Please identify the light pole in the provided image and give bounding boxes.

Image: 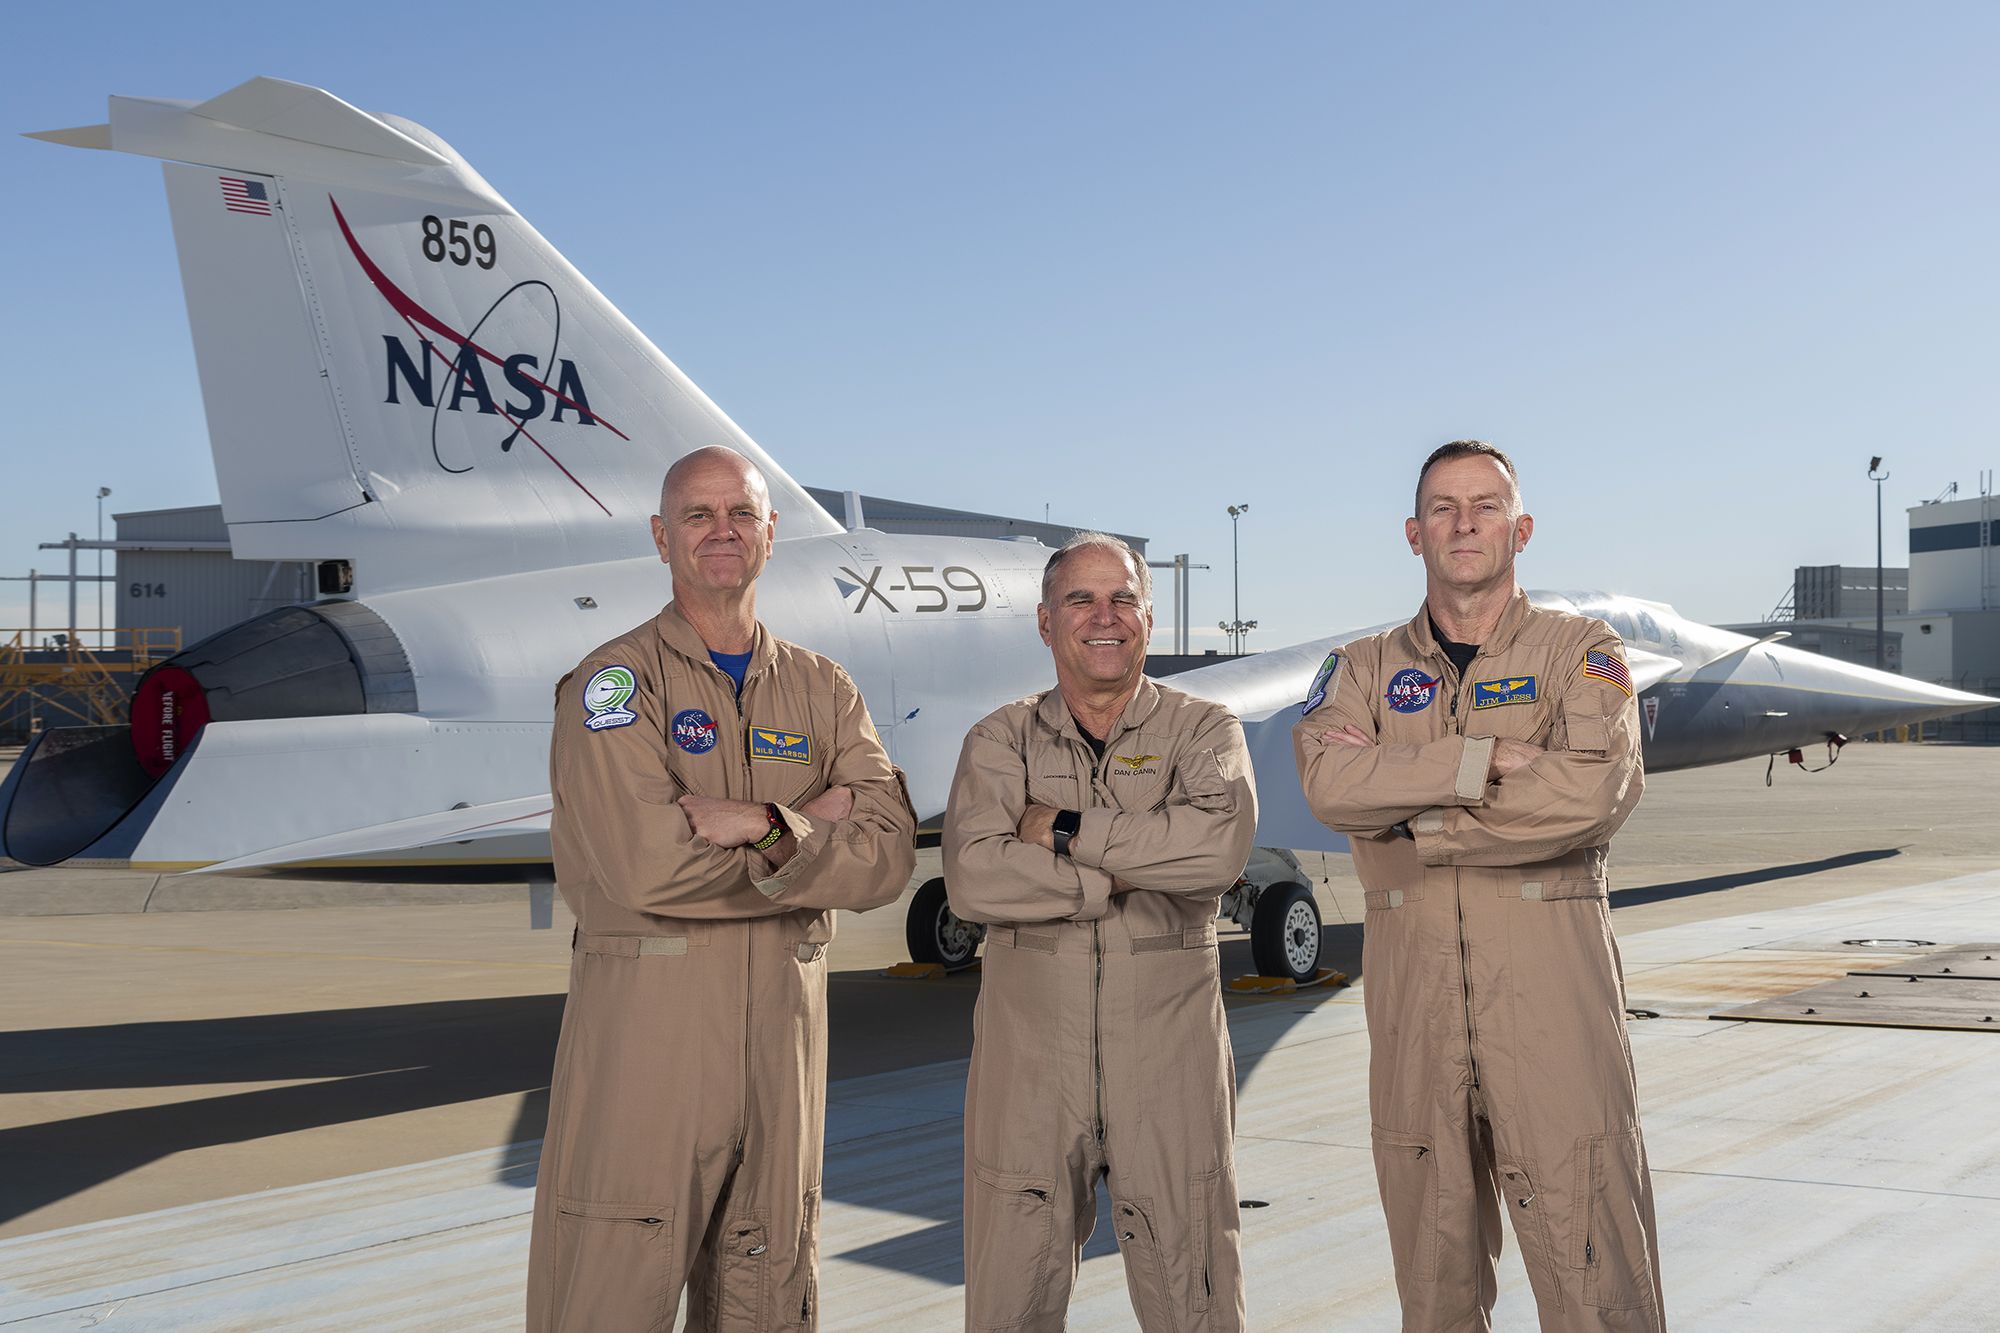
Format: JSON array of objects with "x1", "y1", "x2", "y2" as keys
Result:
[
  {"x1": 1225, "y1": 503, "x2": 1252, "y2": 654},
  {"x1": 96, "y1": 487, "x2": 112, "y2": 650},
  {"x1": 1868, "y1": 457, "x2": 1888, "y2": 670}
]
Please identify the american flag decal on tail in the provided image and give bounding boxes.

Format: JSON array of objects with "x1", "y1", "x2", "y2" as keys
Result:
[
  {"x1": 1581, "y1": 648, "x2": 1632, "y2": 696},
  {"x1": 218, "y1": 176, "x2": 272, "y2": 216}
]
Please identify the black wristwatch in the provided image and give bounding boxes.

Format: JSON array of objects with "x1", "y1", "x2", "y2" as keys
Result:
[
  {"x1": 1390, "y1": 820, "x2": 1415, "y2": 841},
  {"x1": 1051, "y1": 808, "x2": 1082, "y2": 857}
]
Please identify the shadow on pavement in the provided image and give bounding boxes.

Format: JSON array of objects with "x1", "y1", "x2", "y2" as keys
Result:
[
  {"x1": 1614, "y1": 849, "x2": 1902, "y2": 910},
  {"x1": 0, "y1": 922, "x2": 1365, "y2": 1249}
]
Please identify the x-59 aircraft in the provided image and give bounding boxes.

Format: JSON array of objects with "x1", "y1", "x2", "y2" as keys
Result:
[{"x1": 4, "y1": 79, "x2": 1990, "y2": 984}]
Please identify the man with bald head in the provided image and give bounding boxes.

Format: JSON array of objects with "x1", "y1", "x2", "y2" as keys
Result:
[{"x1": 527, "y1": 446, "x2": 916, "y2": 1331}]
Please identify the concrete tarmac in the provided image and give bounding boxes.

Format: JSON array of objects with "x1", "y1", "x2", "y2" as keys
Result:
[{"x1": 2, "y1": 743, "x2": 1998, "y2": 1326}]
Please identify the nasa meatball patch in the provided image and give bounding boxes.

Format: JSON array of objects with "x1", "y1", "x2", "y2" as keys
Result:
[
  {"x1": 671, "y1": 708, "x2": 719, "y2": 754},
  {"x1": 1301, "y1": 651, "x2": 1342, "y2": 716},
  {"x1": 1384, "y1": 667, "x2": 1440, "y2": 714}
]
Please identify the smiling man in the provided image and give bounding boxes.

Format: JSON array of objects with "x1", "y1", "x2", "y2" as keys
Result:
[
  {"x1": 1293, "y1": 441, "x2": 1663, "y2": 1332},
  {"x1": 943, "y1": 533, "x2": 1258, "y2": 1331},
  {"x1": 526, "y1": 445, "x2": 916, "y2": 1332}
]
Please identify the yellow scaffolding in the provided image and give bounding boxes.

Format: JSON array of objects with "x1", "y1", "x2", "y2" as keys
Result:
[{"x1": 0, "y1": 628, "x2": 183, "y2": 731}]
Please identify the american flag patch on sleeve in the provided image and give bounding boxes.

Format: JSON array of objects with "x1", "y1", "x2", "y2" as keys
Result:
[{"x1": 1581, "y1": 648, "x2": 1632, "y2": 696}]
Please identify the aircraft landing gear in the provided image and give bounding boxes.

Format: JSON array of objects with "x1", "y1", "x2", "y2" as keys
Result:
[
  {"x1": 1220, "y1": 848, "x2": 1324, "y2": 984},
  {"x1": 899, "y1": 849, "x2": 1324, "y2": 983},
  {"x1": 1248, "y1": 880, "x2": 1322, "y2": 984},
  {"x1": 904, "y1": 877, "x2": 984, "y2": 971}
]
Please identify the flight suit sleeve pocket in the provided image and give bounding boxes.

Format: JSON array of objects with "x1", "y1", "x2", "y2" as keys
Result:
[
  {"x1": 1178, "y1": 747, "x2": 1236, "y2": 814},
  {"x1": 553, "y1": 1196, "x2": 674, "y2": 1331},
  {"x1": 968, "y1": 1163, "x2": 1058, "y2": 1326},
  {"x1": 1370, "y1": 1126, "x2": 1439, "y2": 1283},
  {"x1": 1569, "y1": 1129, "x2": 1658, "y2": 1311},
  {"x1": 1562, "y1": 714, "x2": 1611, "y2": 754}
]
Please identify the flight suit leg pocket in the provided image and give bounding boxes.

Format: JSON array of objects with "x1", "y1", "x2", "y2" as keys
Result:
[
  {"x1": 1370, "y1": 1126, "x2": 1438, "y2": 1284},
  {"x1": 1111, "y1": 1195, "x2": 1178, "y2": 1331},
  {"x1": 1496, "y1": 1157, "x2": 1565, "y2": 1314},
  {"x1": 552, "y1": 1196, "x2": 674, "y2": 1332},
  {"x1": 1188, "y1": 1161, "x2": 1240, "y2": 1322},
  {"x1": 1570, "y1": 1129, "x2": 1656, "y2": 1311},
  {"x1": 785, "y1": 1186, "x2": 821, "y2": 1331},
  {"x1": 716, "y1": 1214, "x2": 772, "y2": 1330},
  {"x1": 967, "y1": 1162, "x2": 1058, "y2": 1328}
]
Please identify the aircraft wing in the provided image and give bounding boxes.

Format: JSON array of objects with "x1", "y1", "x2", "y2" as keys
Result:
[
  {"x1": 195, "y1": 796, "x2": 552, "y2": 873},
  {"x1": 1626, "y1": 645, "x2": 1681, "y2": 693},
  {"x1": 1168, "y1": 632, "x2": 1378, "y2": 855},
  {"x1": 1169, "y1": 622, "x2": 1683, "y2": 855}
]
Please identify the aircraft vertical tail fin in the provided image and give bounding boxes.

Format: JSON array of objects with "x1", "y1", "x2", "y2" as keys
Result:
[{"x1": 28, "y1": 78, "x2": 840, "y2": 590}]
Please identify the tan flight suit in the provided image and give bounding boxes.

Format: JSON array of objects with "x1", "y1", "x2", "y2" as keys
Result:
[
  {"x1": 526, "y1": 603, "x2": 916, "y2": 1333},
  {"x1": 1294, "y1": 591, "x2": 1663, "y2": 1333},
  {"x1": 943, "y1": 679, "x2": 1257, "y2": 1332}
]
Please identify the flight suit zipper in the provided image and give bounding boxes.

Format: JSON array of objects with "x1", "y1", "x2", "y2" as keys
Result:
[
  {"x1": 728, "y1": 665, "x2": 755, "y2": 1155},
  {"x1": 1088, "y1": 741, "x2": 1106, "y2": 1145},
  {"x1": 1442, "y1": 646, "x2": 1483, "y2": 1091}
]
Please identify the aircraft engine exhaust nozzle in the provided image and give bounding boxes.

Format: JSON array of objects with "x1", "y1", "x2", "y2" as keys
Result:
[{"x1": 0, "y1": 601, "x2": 414, "y2": 867}]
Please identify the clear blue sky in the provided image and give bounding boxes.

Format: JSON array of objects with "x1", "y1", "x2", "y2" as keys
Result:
[{"x1": 3, "y1": 1, "x2": 1994, "y2": 650}]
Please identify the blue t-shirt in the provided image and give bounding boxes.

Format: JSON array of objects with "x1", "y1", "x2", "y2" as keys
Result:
[{"x1": 709, "y1": 649, "x2": 753, "y2": 697}]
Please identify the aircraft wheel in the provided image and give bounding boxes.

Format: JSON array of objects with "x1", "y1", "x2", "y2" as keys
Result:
[
  {"x1": 1250, "y1": 881, "x2": 1321, "y2": 984},
  {"x1": 906, "y1": 877, "x2": 982, "y2": 971}
]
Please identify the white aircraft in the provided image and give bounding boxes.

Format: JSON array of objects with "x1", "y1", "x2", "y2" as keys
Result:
[{"x1": 5, "y1": 79, "x2": 1990, "y2": 985}]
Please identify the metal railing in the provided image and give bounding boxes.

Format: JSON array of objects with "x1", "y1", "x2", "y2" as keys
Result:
[{"x1": 0, "y1": 627, "x2": 183, "y2": 735}]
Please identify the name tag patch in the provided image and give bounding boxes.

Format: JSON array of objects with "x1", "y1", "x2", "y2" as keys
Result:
[
  {"x1": 1471, "y1": 675, "x2": 1539, "y2": 709},
  {"x1": 750, "y1": 728, "x2": 812, "y2": 764}
]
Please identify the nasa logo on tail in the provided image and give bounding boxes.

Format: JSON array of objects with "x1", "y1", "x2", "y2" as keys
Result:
[{"x1": 329, "y1": 196, "x2": 626, "y2": 517}]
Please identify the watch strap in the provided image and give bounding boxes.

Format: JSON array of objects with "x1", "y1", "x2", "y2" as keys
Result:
[
  {"x1": 1050, "y1": 808, "x2": 1081, "y2": 857},
  {"x1": 750, "y1": 803, "x2": 786, "y2": 852}
]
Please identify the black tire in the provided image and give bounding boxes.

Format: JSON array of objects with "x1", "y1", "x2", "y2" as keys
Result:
[
  {"x1": 1250, "y1": 881, "x2": 1321, "y2": 984},
  {"x1": 905, "y1": 876, "x2": 982, "y2": 971}
]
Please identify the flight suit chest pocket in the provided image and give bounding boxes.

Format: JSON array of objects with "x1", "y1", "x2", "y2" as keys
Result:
[
  {"x1": 660, "y1": 671, "x2": 731, "y2": 796},
  {"x1": 1099, "y1": 734, "x2": 1171, "y2": 810},
  {"x1": 1467, "y1": 669, "x2": 1553, "y2": 743},
  {"x1": 1027, "y1": 766, "x2": 1085, "y2": 812}
]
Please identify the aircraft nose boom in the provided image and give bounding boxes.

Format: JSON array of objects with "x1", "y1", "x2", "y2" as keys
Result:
[{"x1": 1759, "y1": 642, "x2": 1996, "y2": 732}]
